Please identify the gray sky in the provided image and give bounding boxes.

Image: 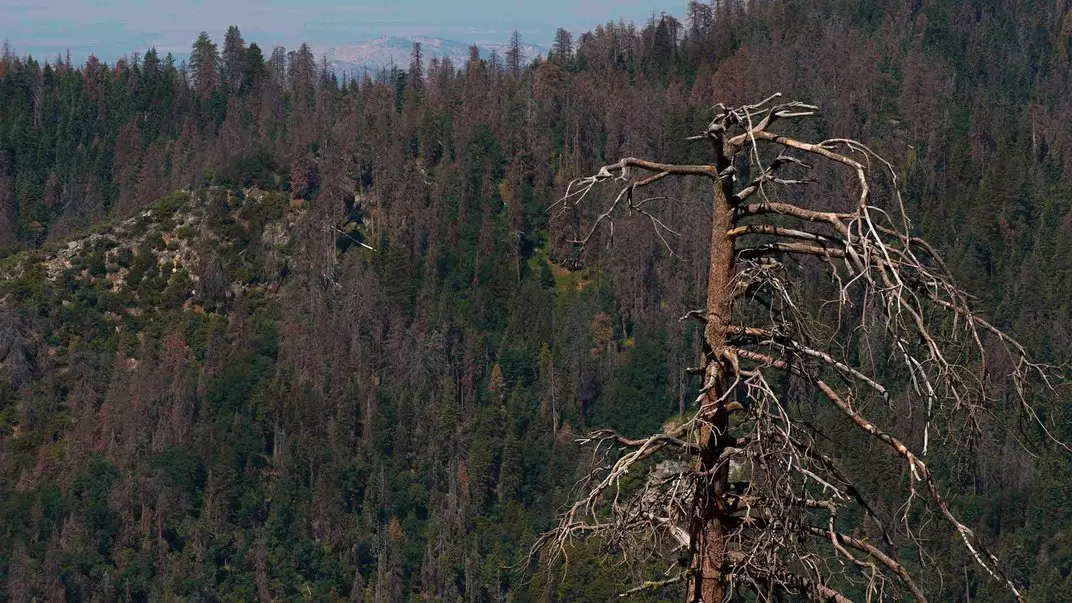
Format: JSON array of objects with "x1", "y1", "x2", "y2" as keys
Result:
[{"x1": 1, "y1": 0, "x2": 686, "y2": 62}]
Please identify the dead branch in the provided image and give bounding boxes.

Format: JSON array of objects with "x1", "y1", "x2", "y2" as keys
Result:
[{"x1": 540, "y1": 94, "x2": 1060, "y2": 602}]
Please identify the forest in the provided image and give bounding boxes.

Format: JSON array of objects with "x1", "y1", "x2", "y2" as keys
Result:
[{"x1": 1, "y1": 0, "x2": 1072, "y2": 599}]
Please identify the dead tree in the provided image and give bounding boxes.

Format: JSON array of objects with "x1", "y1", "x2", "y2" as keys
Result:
[{"x1": 537, "y1": 95, "x2": 1062, "y2": 602}]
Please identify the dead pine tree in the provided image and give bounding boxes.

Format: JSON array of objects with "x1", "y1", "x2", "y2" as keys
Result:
[{"x1": 536, "y1": 94, "x2": 1065, "y2": 602}]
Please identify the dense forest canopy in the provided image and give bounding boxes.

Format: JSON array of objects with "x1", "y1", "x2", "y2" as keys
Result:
[{"x1": 1, "y1": 0, "x2": 1071, "y2": 599}]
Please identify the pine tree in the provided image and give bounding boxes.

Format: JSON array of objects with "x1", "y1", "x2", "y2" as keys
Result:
[
  {"x1": 551, "y1": 28, "x2": 573, "y2": 65},
  {"x1": 242, "y1": 42, "x2": 266, "y2": 93},
  {"x1": 506, "y1": 30, "x2": 524, "y2": 78},
  {"x1": 222, "y1": 25, "x2": 247, "y2": 91},
  {"x1": 189, "y1": 31, "x2": 219, "y2": 97},
  {"x1": 407, "y1": 41, "x2": 423, "y2": 91}
]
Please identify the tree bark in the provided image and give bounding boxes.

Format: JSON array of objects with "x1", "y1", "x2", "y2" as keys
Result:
[
  {"x1": 688, "y1": 139, "x2": 735, "y2": 603},
  {"x1": 544, "y1": 96, "x2": 1042, "y2": 603}
]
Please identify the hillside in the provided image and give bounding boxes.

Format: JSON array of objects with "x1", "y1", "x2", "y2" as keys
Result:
[
  {"x1": 1, "y1": 0, "x2": 1072, "y2": 600},
  {"x1": 0, "y1": 181, "x2": 604, "y2": 600},
  {"x1": 0, "y1": 188, "x2": 290, "y2": 329}
]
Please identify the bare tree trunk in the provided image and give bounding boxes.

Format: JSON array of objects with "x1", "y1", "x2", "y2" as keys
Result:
[
  {"x1": 689, "y1": 141, "x2": 735, "y2": 602},
  {"x1": 540, "y1": 96, "x2": 1051, "y2": 603}
]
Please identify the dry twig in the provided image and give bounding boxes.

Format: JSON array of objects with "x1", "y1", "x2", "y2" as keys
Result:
[{"x1": 537, "y1": 94, "x2": 1063, "y2": 602}]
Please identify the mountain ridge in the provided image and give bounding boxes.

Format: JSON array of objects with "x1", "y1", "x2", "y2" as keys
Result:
[
  {"x1": 325, "y1": 35, "x2": 547, "y2": 75},
  {"x1": 2, "y1": 0, "x2": 1072, "y2": 599}
]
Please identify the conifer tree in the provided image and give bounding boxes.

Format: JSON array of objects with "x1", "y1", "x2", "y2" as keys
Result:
[
  {"x1": 551, "y1": 28, "x2": 573, "y2": 65},
  {"x1": 189, "y1": 31, "x2": 220, "y2": 97},
  {"x1": 242, "y1": 42, "x2": 266, "y2": 93},
  {"x1": 506, "y1": 30, "x2": 524, "y2": 78},
  {"x1": 222, "y1": 25, "x2": 246, "y2": 91}
]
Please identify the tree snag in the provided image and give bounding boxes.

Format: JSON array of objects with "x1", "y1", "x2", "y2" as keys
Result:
[{"x1": 537, "y1": 95, "x2": 1064, "y2": 601}]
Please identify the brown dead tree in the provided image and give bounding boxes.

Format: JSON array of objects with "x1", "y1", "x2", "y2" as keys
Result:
[{"x1": 536, "y1": 95, "x2": 1063, "y2": 602}]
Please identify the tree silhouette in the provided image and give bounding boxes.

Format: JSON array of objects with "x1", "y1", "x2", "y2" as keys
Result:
[
  {"x1": 551, "y1": 28, "x2": 573, "y2": 65},
  {"x1": 222, "y1": 25, "x2": 247, "y2": 91},
  {"x1": 189, "y1": 31, "x2": 219, "y2": 97},
  {"x1": 539, "y1": 94, "x2": 1062, "y2": 602},
  {"x1": 507, "y1": 30, "x2": 524, "y2": 78}
]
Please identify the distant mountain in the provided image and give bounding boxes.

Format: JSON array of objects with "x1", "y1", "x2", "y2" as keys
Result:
[{"x1": 326, "y1": 36, "x2": 546, "y2": 77}]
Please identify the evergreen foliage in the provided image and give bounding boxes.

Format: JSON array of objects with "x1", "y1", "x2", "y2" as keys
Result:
[{"x1": 0, "y1": 0, "x2": 1070, "y2": 599}]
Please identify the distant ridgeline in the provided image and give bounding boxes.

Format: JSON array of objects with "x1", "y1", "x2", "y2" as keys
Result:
[
  {"x1": 1, "y1": 0, "x2": 1072, "y2": 600},
  {"x1": 326, "y1": 36, "x2": 548, "y2": 80}
]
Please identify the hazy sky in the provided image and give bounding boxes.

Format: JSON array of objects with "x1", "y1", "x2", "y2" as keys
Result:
[{"x1": 1, "y1": 0, "x2": 686, "y2": 62}]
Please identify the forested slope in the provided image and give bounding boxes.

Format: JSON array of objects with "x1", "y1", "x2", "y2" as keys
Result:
[{"x1": 1, "y1": 0, "x2": 1071, "y2": 599}]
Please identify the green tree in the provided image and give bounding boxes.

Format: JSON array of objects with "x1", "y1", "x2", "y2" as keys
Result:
[{"x1": 190, "y1": 31, "x2": 219, "y2": 97}]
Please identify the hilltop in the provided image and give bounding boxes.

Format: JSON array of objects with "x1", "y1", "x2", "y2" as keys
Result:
[
  {"x1": 0, "y1": 188, "x2": 302, "y2": 387},
  {"x1": 1, "y1": 0, "x2": 1072, "y2": 599}
]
